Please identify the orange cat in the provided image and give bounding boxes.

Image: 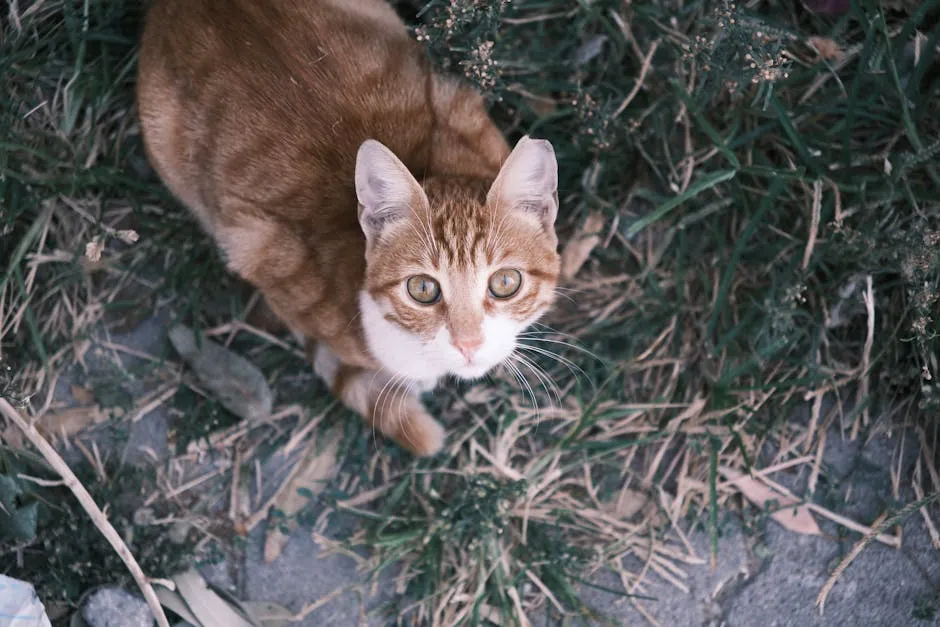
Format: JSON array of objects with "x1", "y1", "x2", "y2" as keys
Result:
[{"x1": 136, "y1": 0, "x2": 561, "y2": 456}]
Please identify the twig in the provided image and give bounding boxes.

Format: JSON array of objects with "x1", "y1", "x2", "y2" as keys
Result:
[
  {"x1": 816, "y1": 489, "x2": 940, "y2": 610},
  {"x1": 913, "y1": 461, "x2": 940, "y2": 550},
  {"x1": 614, "y1": 39, "x2": 661, "y2": 118},
  {"x1": 17, "y1": 473, "x2": 65, "y2": 487},
  {"x1": 816, "y1": 512, "x2": 887, "y2": 612},
  {"x1": 852, "y1": 275, "x2": 874, "y2": 439},
  {"x1": 0, "y1": 397, "x2": 170, "y2": 627},
  {"x1": 802, "y1": 180, "x2": 822, "y2": 270}
]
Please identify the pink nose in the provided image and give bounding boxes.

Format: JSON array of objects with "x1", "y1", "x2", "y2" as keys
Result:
[{"x1": 452, "y1": 337, "x2": 483, "y2": 363}]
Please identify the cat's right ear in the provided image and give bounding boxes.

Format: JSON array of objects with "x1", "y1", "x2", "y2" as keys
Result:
[
  {"x1": 486, "y1": 136, "x2": 558, "y2": 236},
  {"x1": 355, "y1": 140, "x2": 425, "y2": 245}
]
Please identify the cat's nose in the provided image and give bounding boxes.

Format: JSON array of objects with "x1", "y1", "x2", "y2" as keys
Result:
[{"x1": 452, "y1": 337, "x2": 483, "y2": 363}]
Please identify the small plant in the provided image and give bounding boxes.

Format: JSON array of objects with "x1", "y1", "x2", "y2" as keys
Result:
[{"x1": 0, "y1": 450, "x2": 203, "y2": 606}]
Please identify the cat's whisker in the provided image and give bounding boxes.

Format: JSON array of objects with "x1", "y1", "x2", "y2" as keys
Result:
[
  {"x1": 341, "y1": 311, "x2": 363, "y2": 333},
  {"x1": 552, "y1": 286, "x2": 588, "y2": 296},
  {"x1": 373, "y1": 372, "x2": 406, "y2": 446},
  {"x1": 501, "y1": 355, "x2": 539, "y2": 422},
  {"x1": 551, "y1": 289, "x2": 579, "y2": 304},
  {"x1": 515, "y1": 334, "x2": 606, "y2": 365},
  {"x1": 397, "y1": 379, "x2": 420, "y2": 447},
  {"x1": 516, "y1": 343, "x2": 596, "y2": 392},
  {"x1": 512, "y1": 352, "x2": 562, "y2": 411},
  {"x1": 528, "y1": 321, "x2": 593, "y2": 343},
  {"x1": 516, "y1": 341, "x2": 588, "y2": 379}
]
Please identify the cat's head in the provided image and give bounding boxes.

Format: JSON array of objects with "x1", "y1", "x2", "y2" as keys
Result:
[{"x1": 355, "y1": 135, "x2": 560, "y2": 384}]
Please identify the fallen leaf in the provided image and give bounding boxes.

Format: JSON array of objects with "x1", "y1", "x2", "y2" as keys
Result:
[
  {"x1": 264, "y1": 428, "x2": 342, "y2": 563},
  {"x1": 172, "y1": 569, "x2": 257, "y2": 627},
  {"x1": 508, "y1": 83, "x2": 557, "y2": 118},
  {"x1": 807, "y1": 36, "x2": 844, "y2": 61},
  {"x1": 169, "y1": 324, "x2": 273, "y2": 422},
  {"x1": 38, "y1": 406, "x2": 107, "y2": 438},
  {"x1": 605, "y1": 487, "x2": 650, "y2": 520},
  {"x1": 560, "y1": 210, "x2": 606, "y2": 281},
  {"x1": 69, "y1": 384, "x2": 95, "y2": 405},
  {"x1": 719, "y1": 467, "x2": 822, "y2": 536},
  {"x1": 155, "y1": 586, "x2": 202, "y2": 626},
  {"x1": 1, "y1": 425, "x2": 24, "y2": 449},
  {"x1": 574, "y1": 34, "x2": 608, "y2": 66}
]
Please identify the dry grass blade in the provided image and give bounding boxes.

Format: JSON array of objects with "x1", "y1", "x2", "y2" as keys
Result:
[{"x1": 0, "y1": 398, "x2": 170, "y2": 627}]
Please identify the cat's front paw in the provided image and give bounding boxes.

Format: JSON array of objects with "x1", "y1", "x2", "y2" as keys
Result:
[{"x1": 394, "y1": 403, "x2": 445, "y2": 457}]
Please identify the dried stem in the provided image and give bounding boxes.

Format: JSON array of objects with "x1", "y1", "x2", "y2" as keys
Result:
[{"x1": 0, "y1": 397, "x2": 170, "y2": 627}]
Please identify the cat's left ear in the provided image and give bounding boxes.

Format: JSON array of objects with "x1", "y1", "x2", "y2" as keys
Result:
[
  {"x1": 355, "y1": 139, "x2": 426, "y2": 246},
  {"x1": 486, "y1": 135, "x2": 558, "y2": 230}
]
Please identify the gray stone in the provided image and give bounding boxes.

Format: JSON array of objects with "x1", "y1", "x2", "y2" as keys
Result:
[
  {"x1": 724, "y1": 519, "x2": 940, "y2": 626},
  {"x1": 554, "y1": 519, "x2": 757, "y2": 627},
  {"x1": 241, "y1": 522, "x2": 393, "y2": 627},
  {"x1": 81, "y1": 587, "x2": 154, "y2": 627}
]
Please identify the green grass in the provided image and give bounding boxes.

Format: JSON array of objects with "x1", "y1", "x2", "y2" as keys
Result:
[{"x1": 2, "y1": 0, "x2": 940, "y2": 624}]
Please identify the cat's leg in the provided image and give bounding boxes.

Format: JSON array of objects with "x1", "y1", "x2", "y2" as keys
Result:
[{"x1": 310, "y1": 342, "x2": 444, "y2": 456}]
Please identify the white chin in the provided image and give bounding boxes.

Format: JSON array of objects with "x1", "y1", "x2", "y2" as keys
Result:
[{"x1": 452, "y1": 362, "x2": 497, "y2": 381}]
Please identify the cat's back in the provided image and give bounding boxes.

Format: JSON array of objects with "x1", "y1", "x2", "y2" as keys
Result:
[{"x1": 138, "y1": 0, "x2": 435, "y2": 222}]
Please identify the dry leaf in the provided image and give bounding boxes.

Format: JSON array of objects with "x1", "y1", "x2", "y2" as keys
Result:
[
  {"x1": 264, "y1": 428, "x2": 342, "y2": 563},
  {"x1": 69, "y1": 384, "x2": 95, "y2": 405},
  {"x1": 574, "y1": 34, "x2": 608, "y2": 66},
  {"x1": 2, "y1": 425, "x2": 24, "y2": 450},
  {"x1": 606, "y1": 487, "x2": 650, "y2": 520},
  {"x1": 807, "y1": 36, "x2": 844, "y2": 61},
  {"x1": 172, "y1": 569, "x2": 257, "y2": 627},
  {"x1": 560, "y1": 210, "x2": 606, "y2": 281},
  {"x1": 719, "y1": 467, "x2": 822, "y2": 536},
  {"x1": 155, "y1": 586, "x2": 202, "y2": 626},
  {"x1": 508, "y1": 82, "x2": 557, "y2": 118},
  {"x1": 169, "y1": 324, "x2": 273, "y2": 422},
  {"x1": 38, "y1": 406, "x2": 107, "y2": 438}
]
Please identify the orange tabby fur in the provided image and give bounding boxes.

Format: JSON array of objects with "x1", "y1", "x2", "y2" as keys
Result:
[{"x1": 137, "y1": 0, "x2": 560, "y2": 456}]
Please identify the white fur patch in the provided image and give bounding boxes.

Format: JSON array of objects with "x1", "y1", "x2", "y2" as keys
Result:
[
  {"x1": 359, "y1": 290, "x2": 541, "y2": 383},
  {"x1": 312, "y1": 342, "x2": 340, "y2": 388}
]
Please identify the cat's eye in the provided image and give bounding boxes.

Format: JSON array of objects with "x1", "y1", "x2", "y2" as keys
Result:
[
  {"x1": 488, "y1": 269, "x2": 522, "y2": 299},
  {"x1": 406, "y1": 275, "x2": 441, "y2": 304}
]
